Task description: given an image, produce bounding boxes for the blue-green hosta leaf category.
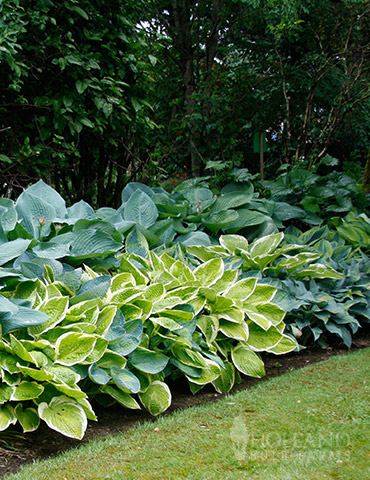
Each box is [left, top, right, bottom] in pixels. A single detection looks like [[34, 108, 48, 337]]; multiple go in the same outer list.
[[70, 275, 111, 306], [212, 361, 235, 394], [97, 351, 127, 371], [15, 192, 56, 238], [124, 190, 158, 229], [88, 364, 111, 385], [11, 381, 44, 401], [0, 238, 32, 266], [55, 332, 97, 365], [1, 205, 17, 232], [121, 182, 154, 203], [182, 187, 214, 206], [66, 200, 96, 222], [231, 346, 265, 378], [223, 209, 266, 234], [176, 231, 211, 246], [0, 404, 16, 431], [38, 396, 87, 439], [102, 385, 141, 409], [15, 404, 40, 432], [213, 192, 253, 211], [23, 180, 66, 218], [111, 366, 141, 394], [267, 335, 298, 354], [129, 348, 169, 374], [29, 296, 69, 336], [139, 381, 171, 415], [193, 258, 224, 287], [69, 229, 122, 259], [202, 210, 239, 233], [32, 241, 71, 259], [295, 264, 344, 280]]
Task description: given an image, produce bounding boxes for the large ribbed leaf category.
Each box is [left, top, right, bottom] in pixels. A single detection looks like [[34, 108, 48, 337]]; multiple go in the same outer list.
[[224, 209, 266, 234], [70, 275, 111, 306], [139, 381, 171, 415], [124, 190, 158, 229], [202, 210, 239, 232], [0, 239, 31, 266], [69, 230, 122, 259], [38, 396, 87, 439], [129, 348, 169, 374], [231, 346, 265, 378]]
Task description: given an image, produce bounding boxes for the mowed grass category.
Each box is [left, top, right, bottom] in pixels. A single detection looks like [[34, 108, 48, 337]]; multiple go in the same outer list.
[[5, 349, 370, 480]]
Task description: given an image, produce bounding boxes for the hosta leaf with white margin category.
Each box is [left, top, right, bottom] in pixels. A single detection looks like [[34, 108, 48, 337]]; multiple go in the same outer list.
[[15, 404, 40, 432], [219, 320, 249, 341], [193, 258, 224, 287], [245, 285, 277, 304], [0, 384, 13, 403], [249, 232, 284, 258], [294, 264, 344, 279], [186, 358, 221, 385], [219, 234, 249, 254], [0, 404, 17, 431], [10, 381, 44, 401], [212, 361, 235, 393], [139, 381, 172, 416], [225, 277, 257, 301], [231, 346, 265, 378], [197, 315, 219, 343], [268, 335, 298, 354], [274, 252, 322, 274], [246, 323, 285, 351], [55, 332, 97, 365], [38, 395, 87, 439], [171, 345, 208, 369], [94, 305, 117, 336], [28, 296, 69, 336], [129, 348, 169, 374], [123, 190, 158, 229], [110, 366, 141, 394]]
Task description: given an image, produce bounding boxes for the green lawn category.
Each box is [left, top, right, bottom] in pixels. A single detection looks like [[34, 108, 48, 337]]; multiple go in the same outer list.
[[5, 349, 370, 480]]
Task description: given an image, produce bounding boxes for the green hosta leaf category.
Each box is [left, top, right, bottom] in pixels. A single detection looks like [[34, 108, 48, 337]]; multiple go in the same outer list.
[[0, 384, 13, 404], [249, 232, 284, 258], [268, 335, 297, 354], [124, 190, 158, 229], [9, 335, 35, 363], [111, 366, 141, 394], [11, 381, 44, 401], [213, 192, 253, 211], [139, 381, 171, 416], [129, 348, 169, 374], [118, 257, 148, 285], [212, 361, 235, 393], [202, 210, 239, 232], [55, 332, 96, 366], [0, 239, 32, 266], [0, 404, 16, 431], [111, 273, 136, 292], [295, 264, 344, 279], [15, 404, 40, 432], [29, 296, 69, 336], [219, 234, 249, 253], [95, 305, 117, 336], [46, 365, 80, 386], [151, 316, 182, 331], [212, 270, 239, 294], [38, 396, 87, 439], [176, 231, 212, 246], [186, 358, 221, 385], [171, 345, 208, 368], [193, 258, 224, 287], [102, 385, 141, 409], [246, 323, 283, 351], [246, 285, 277, 304], [97, 351, 127, 371], [231, 346, 265, 378], [219, 320, 249, 341]]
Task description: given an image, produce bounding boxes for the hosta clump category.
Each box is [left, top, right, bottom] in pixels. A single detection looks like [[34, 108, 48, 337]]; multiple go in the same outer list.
[[0, 247, 296, 439], [185, 231, 369, 347]]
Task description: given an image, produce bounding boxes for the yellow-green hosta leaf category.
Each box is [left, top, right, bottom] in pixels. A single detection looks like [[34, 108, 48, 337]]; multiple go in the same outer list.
[[219, 234, 249, 253], [120, 304, 143, 321], [197, 315, 219, 343], [46, 365, 81, 386], [139, 381, 171, 415], [231, 346, 265, 378], [254, 303, 286, 325], [193, 258, 224, 287], [170, 260, 195, 283], [38, 396, 88, 439], [111, 273, 136, 292], [186, 358, 221, 385], [268, 335, 298, 354], [245, 285, 277, 305], [11, 381, 44, 401], [118, 257, 148, 286], [133, 299, 152, 319], [46, 284, 63, 298], [171, 345, 208, 369], [0, 404, 16, 431], [247, 323, 283, 351], [274, 252, 322, 274], [67, 298, 104, 316], [294, 263, 344, 280], [215, 308, 244, 324], [102, 385, 141, 409], [15, 404, 40, 432], [219, 320, 249, 341], [29, 296, 69, 337], [244, 310, 271, 330], [9, 335, 35, 363], [225, 277, 257, 301], [76, 398, 97, 421], [142, 283, 165, 302], [151, 316, 182, 331], [84, 337, 108, 364], [212, 361, 235, 393], [0, 352, 21, 374], [0, 384, 13, 404], [55, 332, 97, 366], [97, 351, 127, 371], [212, 269, 239, 294], [109, 288, 143, 306], [95, 305, 117, 336], [249, 232, 284, 259]]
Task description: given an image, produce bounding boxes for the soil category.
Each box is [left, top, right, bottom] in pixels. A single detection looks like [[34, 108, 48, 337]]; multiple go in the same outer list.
[[1, 327, 370, 479]]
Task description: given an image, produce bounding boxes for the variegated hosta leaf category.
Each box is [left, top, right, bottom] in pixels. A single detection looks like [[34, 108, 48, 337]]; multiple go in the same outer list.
[[38, 396, 88, 440], [219, 234, 249, 254], [225, 278, 257, 302], [246, 323, 283, 351], [102, 385, 141, 409], [15, 404, 40, 432], [29, 296, 69, 336], [0, 404, 17, 431], [231, 346, 265, 378], [186, 358, 221, 385], [268, 335, 298, 354], [212, 361, 235, 394], [193, 258, 224, 287], [55, 332, 97, 366], [249, 232, 284, 259], [139, 381, 172, 416]]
